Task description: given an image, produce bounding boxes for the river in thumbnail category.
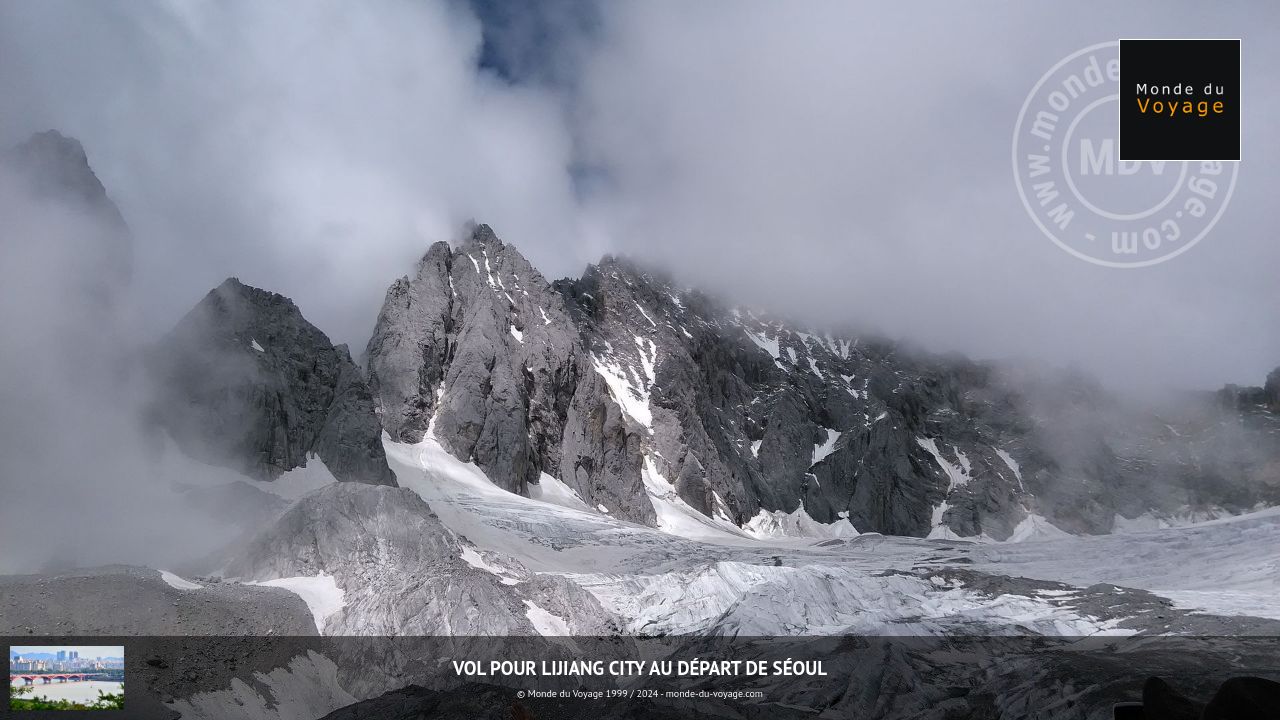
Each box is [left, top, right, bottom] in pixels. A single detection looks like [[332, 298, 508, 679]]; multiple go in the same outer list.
[[11, 679, 123, 704]]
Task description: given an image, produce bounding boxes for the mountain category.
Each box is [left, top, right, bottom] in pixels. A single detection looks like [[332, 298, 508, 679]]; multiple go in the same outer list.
[[221, 482, 619, 635], [1, 130, 132, 292], [366, 224, 1280, 539], [149, 278, 396, 486], [367, 228, 581, 491]]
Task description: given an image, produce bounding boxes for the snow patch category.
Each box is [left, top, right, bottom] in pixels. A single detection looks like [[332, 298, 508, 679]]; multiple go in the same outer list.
[[527, 472, 592, 513], [807, 357, 822, 378], [634, 303, 657, 327], [710, 491, 733, 523], [742, 503, 858, 540], [482, 250, 502, 290], [250, 574, 345, 633], [635, 337, 656, 385], [642, 456, 747, 540], [996, 448, 1024, 491], [509, 325, 523, 343], [461, 545, 507, 576], [160, 570, 203, 590], [744, 329, 786, 370], [929, 500, 950, 532], [917, 437, 976, 535], [460, 545, 520, 585], [917, 437, 972, 492], [1008, 514, 1072, 543], [592, 349, 653, 429], [811, 429, 841, 465], [523, 600, 571, 636]]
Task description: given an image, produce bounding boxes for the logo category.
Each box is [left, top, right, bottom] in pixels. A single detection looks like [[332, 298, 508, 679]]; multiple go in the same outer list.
[[1012, 41, 1238, 268], [1119, 39, 1240, 161]]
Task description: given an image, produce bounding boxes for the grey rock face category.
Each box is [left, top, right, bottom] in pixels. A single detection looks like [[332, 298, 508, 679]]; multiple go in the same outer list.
[[366, 224, 654, 522], [151, 278, 396, 486], [367, 226, 1280, 538], [223, 482, 619, 635], [365, 241, 455, 442], [560, 367, 653, 524]]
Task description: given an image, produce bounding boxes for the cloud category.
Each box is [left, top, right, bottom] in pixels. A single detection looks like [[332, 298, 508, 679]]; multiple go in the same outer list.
[[570, 2, 1280, 390], [0, 0, 1276, 396], [0, 0, 585, 352], [0, 164, 233, 572]]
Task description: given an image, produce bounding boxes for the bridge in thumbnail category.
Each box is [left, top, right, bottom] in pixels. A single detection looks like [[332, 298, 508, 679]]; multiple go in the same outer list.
[[9, 673, 108, 685]]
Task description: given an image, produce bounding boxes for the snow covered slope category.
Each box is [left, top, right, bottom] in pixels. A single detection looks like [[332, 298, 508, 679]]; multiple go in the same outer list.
[[341, 434, 1280, 637]]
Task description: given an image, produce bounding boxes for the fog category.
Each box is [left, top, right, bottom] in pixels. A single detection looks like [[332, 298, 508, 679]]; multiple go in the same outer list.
[[0, 2, 1277, 569], [1, 1, 1276, 393], [0, 164, 256, 573]]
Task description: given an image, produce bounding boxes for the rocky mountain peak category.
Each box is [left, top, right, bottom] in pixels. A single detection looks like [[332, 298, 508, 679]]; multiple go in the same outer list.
[[150, 278, 396, 487], [364, 224, 1280, 539], [4, 130, 127, 231], [3, 130, 132, 289], [7, 131, 95, 194], [459, 221, 503, 249]]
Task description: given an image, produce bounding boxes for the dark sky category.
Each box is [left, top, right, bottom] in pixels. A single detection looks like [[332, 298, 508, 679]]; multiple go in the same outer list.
[[1, 1, 1276, 391]]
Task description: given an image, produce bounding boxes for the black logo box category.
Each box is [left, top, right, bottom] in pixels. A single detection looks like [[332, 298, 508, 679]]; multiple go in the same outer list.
[[1119, 38, 1240, 161]]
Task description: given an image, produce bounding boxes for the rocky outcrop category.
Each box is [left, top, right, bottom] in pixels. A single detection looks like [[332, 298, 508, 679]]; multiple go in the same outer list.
[[366, 224, 655, 521], [223, 482, 619, 635], [150, 278, 396, 486]]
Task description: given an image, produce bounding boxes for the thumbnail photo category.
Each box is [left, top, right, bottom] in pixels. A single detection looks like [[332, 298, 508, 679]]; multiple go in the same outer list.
[[9, 646, 124, 711]]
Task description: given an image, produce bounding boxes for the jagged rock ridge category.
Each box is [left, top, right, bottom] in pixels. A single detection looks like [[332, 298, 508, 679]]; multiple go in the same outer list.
[[365, 225, 652, 524], [367, 224, 1280, 539]]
